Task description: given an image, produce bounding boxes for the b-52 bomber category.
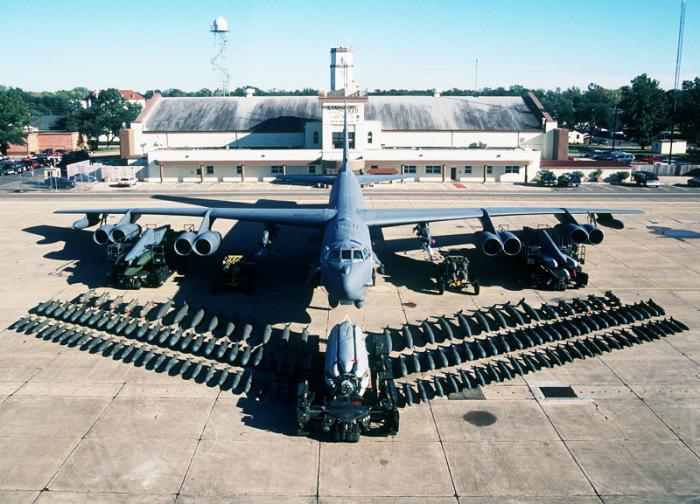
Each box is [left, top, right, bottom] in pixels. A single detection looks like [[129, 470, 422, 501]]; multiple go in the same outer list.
[[57, 110, 642, 307]]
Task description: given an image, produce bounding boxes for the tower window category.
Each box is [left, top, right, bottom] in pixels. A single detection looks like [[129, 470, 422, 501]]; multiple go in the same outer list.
[[312, 131, 319, 144], [332, 132, 355, 149], [367, 131, 373, 144]]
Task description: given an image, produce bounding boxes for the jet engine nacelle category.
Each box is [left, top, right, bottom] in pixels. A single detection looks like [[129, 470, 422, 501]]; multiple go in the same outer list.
[[110, 223, 141, 243], [173, 231, 197, 256], [193, 230, 221, 256], [478, 231, 503, 256], [582, 224, 604, 245], [498, 231, 522, 256], [93, 224, 114, 245], [556, 223, 589, 245]]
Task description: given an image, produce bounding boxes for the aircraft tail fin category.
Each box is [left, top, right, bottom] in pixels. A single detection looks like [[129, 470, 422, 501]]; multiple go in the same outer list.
[[340, 101, 349, 172]]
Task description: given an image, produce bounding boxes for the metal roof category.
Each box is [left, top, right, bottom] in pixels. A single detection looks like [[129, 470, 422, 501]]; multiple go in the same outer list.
[[366, 96, 541, 131], [143, 95, 542, 133]]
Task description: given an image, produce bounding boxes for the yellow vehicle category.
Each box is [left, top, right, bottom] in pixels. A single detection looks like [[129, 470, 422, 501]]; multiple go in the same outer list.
[[212, 255, 257, 294]]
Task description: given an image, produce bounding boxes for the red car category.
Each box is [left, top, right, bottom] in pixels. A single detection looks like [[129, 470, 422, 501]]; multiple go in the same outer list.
[[637, 155, 664, 164], [21, 159, 40, 169]]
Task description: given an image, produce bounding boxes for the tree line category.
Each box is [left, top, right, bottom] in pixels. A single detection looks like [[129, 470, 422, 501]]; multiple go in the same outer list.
[[1, 74, 699, 155]]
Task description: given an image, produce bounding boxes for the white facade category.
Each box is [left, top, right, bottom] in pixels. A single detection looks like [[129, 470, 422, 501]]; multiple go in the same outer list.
[[330, 47, 356, 93], [652, 139, 687, 155]]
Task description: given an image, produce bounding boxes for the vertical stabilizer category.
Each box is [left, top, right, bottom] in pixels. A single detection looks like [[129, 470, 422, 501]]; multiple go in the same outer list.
[[341, 102, 349, 172]]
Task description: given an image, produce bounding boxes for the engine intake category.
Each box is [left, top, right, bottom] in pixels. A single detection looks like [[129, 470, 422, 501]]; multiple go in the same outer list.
[[479, 231, 503, 256], [556, 223, 589, 245], [174, 231, 197, 256], [110, 223, 141, 243], [498, 231, 522, 256], [193, 230, 222, 256], [93, 224, 114, 245], [582, 224, 604, 245]]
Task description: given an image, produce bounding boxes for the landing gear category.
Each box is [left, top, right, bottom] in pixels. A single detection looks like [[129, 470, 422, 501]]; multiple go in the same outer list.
[[414, 222, 435, 260], [257, 223, 278, 257]]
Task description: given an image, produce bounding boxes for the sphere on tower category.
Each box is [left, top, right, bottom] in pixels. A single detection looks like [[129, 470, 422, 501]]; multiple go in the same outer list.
[[212, 16, 229, 32]]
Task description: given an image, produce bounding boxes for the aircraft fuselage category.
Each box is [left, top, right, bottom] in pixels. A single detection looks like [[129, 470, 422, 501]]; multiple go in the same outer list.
[[319, 167, 374, 308]]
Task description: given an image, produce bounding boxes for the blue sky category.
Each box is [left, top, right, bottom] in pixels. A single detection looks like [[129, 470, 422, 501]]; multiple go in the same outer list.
[[2, 0, 697, 92]]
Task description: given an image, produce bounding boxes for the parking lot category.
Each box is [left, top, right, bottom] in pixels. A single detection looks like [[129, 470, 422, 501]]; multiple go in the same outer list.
[[0, 188, 698, 503]]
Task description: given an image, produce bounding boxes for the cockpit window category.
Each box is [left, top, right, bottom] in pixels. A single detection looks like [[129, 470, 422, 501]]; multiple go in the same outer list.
[[341, 250, 352, 260], [353, 250, 363, 260], [329, 249, 340, 260], [363, 248, 370, 260]]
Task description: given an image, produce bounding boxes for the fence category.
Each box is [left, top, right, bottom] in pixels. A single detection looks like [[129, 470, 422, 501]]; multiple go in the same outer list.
[[630, 163, 699, 176], [66, 160, 145, 182]]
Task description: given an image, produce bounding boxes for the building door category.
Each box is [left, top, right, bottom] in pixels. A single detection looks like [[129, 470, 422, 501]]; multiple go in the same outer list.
[[450, 167, 457, 180]]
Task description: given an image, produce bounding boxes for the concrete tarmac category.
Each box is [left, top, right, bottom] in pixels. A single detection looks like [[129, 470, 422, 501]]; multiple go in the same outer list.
[[0, 187, 698, 503]]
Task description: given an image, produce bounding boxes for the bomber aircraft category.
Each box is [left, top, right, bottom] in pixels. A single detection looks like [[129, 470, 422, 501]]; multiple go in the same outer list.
[[57, 109, 642, 308]]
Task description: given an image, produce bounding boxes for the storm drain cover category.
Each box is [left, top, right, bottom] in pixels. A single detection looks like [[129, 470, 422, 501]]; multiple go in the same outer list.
[[539, 386, 577, 398]]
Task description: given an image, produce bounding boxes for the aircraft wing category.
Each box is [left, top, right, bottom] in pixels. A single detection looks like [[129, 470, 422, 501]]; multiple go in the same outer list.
[[274, 174, 412, 185], [356, 174, 414, 184], [273, 174, 337, 185], [359, 207, 643, 227], [55, 207, 337, 228]]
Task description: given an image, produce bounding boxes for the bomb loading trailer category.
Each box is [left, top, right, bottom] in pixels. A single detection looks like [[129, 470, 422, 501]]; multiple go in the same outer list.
[[296, 320, 399, 442]]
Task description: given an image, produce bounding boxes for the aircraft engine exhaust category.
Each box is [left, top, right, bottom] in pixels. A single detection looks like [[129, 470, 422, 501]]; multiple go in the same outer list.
[[582, 224, 604, 245], [193, 230, 222, 256], [479, 231, 503, 256], [94, 224, 114, 245], [110, 223, 141, 243], [498, 231, 522, 256], [174, 231, 197, 256]]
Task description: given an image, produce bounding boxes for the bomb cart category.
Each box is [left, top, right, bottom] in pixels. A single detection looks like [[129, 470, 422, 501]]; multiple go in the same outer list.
[[296, 320, 399, 442], [434, 255, 480, 295]]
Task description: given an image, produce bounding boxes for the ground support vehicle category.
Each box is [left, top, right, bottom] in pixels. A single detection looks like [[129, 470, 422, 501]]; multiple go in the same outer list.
[[435, 254, 480, 295], [296, 321, 399, 442]]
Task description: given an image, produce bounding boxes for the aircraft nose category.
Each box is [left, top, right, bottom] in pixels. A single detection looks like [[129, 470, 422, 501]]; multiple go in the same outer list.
[[341, 270, 366, 301]]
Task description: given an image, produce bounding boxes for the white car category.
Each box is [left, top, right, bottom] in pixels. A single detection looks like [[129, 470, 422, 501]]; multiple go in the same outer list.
[[116, 177, 137, 187]]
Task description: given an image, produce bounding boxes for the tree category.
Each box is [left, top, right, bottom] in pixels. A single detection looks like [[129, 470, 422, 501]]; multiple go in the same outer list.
[[577, 84, 619, 129], [677, 78, 700, 144], [67, 88, 141, 150], [619, 74, 668, 149], [0, 89, 31, 155]]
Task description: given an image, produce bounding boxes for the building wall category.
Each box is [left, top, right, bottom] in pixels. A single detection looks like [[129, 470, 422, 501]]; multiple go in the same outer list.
[[652, 140, 687, 155], [379, 130, 542, 149], [7, 132, 79, 155]]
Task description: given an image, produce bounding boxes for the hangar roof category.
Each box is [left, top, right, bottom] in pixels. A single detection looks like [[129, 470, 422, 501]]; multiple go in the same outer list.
[[143, 95, 543, 133]]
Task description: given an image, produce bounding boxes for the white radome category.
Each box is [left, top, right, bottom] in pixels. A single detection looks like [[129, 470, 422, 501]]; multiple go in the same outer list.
[[212, 16, 229, 32]]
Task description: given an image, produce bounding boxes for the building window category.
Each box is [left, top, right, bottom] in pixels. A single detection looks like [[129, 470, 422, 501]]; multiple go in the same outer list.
[[312, 131, 319, 144], [464, 166, 472, 174], [505, 165, 520, 174], [206, 165, 214, 175], [425, 165, 442, 175], [367, 131, 373, 144], [271, 165, 283, 174], [236, 165, 243, 175], [403, 165, 417, 174], [308, 165, 316, 174], [486, 166, 493, 174], [332, 132, 355, 149], [196, 167, 202, 175]]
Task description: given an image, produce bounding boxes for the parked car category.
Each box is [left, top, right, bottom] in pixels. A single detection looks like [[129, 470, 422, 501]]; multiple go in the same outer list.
[[69, 174, 98, 183], [537, 171, 557, 186], [633, 171, 660, 187], [637, 155, 664, 164], [0, 161, 20, 175], [557, 172, 581, 187], [45, 176, 76, 189], [116, 176, 137, 187], [687, 176, 700, 187]]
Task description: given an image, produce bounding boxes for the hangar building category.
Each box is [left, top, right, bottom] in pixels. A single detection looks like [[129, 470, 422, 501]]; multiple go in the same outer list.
[[120, 48, 570, 183]]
